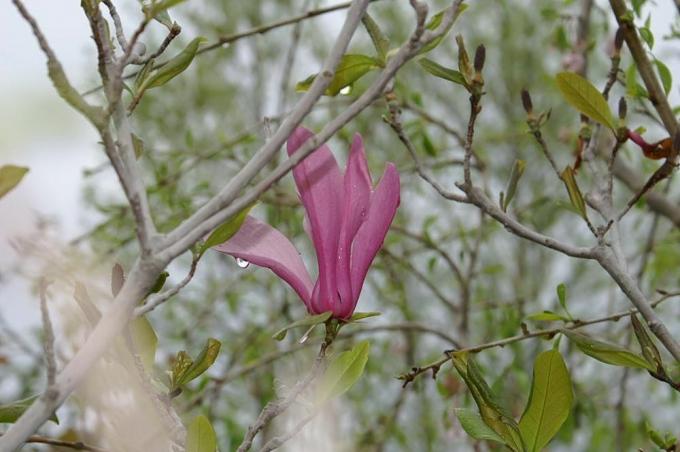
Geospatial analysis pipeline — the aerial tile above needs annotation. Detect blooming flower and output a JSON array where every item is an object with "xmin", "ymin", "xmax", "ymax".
[{"xmin": 214, "ymin": 127, "xmax": 400, "ymax": 319}]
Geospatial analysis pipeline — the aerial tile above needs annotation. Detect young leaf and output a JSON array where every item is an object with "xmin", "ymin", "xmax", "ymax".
[
  {"xmin": 625, "ymin": 64, "xmax": 648, "ymax": 98},
  {"xmin": 144, "ymin": 0, "xmax": 188, "ymax": 20},
  {"xmin": 171, "ymin": 350, "xmax": 194, "ymax": 388},
  {"xmin": 454, "ymin": 408, "xmax": 506, "ymax": 444},
  {"xmin": 418, "ymin": 58, "xmax": 467, "ymax": 86},
  {"xmin": 0, "ymin": 395, "xmax": 58, "ymax": 424},
  {"xmin": 502, "ymin": 159, "xmax": 526, "ymax": 212},
  {"xmin": 555, "ymin": 72, "xmax": 615, "ymax": 131},
  {"xmin": 186, "ymin": 414, "xmax": 217, "ymax": 452},
  {"xmin": 639, "ymin": 26, "xmax": 654, "ymax": 50},
  {"xmin": 556, "ymin": 283, "xmax": 567, "ymax": 310},
  {"xmin": 519, "ymin": 349, "xmax": 573, "ymax": 452},
  {"xmin": 317, "ymin": 341, "xmax": 370, "ymax": 403},
  {"xmin": 630, "ymin": 314, "xmax": 663, "ymax": 372},
  {"xmin": 451, "ymin": 354, "xmax": 525, "ymax": 452},
  {"xmin": 417, "ymin": 5, "xmax": 468, "ymax": 55},
  {"xmin": 362, "ymin": 13, "xmax": 390, "ymax": 62},
  {"xmin": 654, "ymin": 59, "xmax": 672, "ymax": 96},
  {"xmin": 200, "ymin": 203, "xmax": 255, "ymax": 255},
  {"xmin": 563, "ymin": 330, "xmax": 655, "ymax": 371},
  {"xmin": 347, "ymin": 311, "xmax": 381, "ymax": 322},
  {"xmin": 140, "ymin": 37, "xmax": 205, "ymax": 92},
  {"xmin": 560, "ymin": 166, "xmax": 587, "ymax": 219},
  {"xmin": 295, "ymin": 54, "xmax": 383, "ymax": 96},
  {"xmin": 176, "ymin": 338, "xmax": 221, "ymax": 385},
  {"xmin": 0, "ymin": 165, "xmax": 29, "ymax": 199},
  {"xmin": 272, "ymin": 311, "xmax": 332, "ymax": 341}
]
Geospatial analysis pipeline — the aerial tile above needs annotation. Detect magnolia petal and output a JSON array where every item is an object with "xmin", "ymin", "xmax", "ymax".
[
  {"xmin": 347, "ymin": 163, "xmax": 400, "ymax": 314},
  {"xmin": 213, "ymin": 216, "xmax": 313, "ymax": 305},
  {"xmin": 336, "ymin": 133, "xmax": 372, "ymax": 312},
  {"xmin": 287, "ymin": 127, "xmax": 343, "ymax": 314}
]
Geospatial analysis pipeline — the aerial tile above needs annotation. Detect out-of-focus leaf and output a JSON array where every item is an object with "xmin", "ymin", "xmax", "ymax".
[
  {"xmin": 454, "ymin": 408, "xmax": 506, "ymax": 444},
  {"xmin": 131, "ymin": 133, "xmax": 145, "ymax": 159},
  {"xmin": 654, "ymin": 59, "xmax": 672, "ymax": 96},
  {"xmin": 556, "ymin": 283, "xmax": 567, "ymax": 310},
  {"xmin": 201, "ymin": 204, "xmax": 255, "ymax": 255},
  {"xmin": 555, "ymin": 72, "xmax": 615, "ymax": 131},
  {"xmin": 140, "ymin": 37, "xmax": 205, "ymax": 91},
  {"xmin": 134, "ymin": 58, "xmax": 156, "ymax": 92},
  {"xmin": 144, "ymin": 0, "xmax": 187, "ymax": 20},
  {"xmin": 560, "ymin": 166, "xmax": 587, "ymax": 219},
  {"xmin": 73, "ymin": 282, "xmax": 101, "ymax": 325},
  {"xmin": 563, "ymin": 330, "xmax": 655, "ymax": 371},
  {"xmin": 362, "ymin": 13, "xmax": 390, "ymax": 61},
  {"xmin": 502, "ymin": 159, "xmax": 526, "ymax": 211},
  {"xmin": 419, "ymin": 58, "xmax": 467, "ymax": 86},
  {"xmin": 639, "ymin": 26, "xmax": 654, "ymax": 49},
  {"xmin": 0, "ymin": 165, "xmax": 29, "ymax": 200},
  {"xmin": 0, "ymin": 395, "xmax": 58, "ymax": 424},
  {"xmin": 295, "ymin": 54, "xmax": 383, "ymax": 96},
  {"xmin": 111, "ymin": 263, "xmax": 125, "ymax": 297},
  {"xmin": 317, "ymin": 341, "xmax": 370, "ymax": 403},
  {"xmin": 526, "ymin": 311, "xmax": 568, "ymax": 322},
  {"xmin": 130, "ymin": 316, "xmax": 158, "ymax": 370},
  {"xmin": 451, "ymin": 353, "xmax": 525, "ymax": 451},
  {"xmin": 186, "ymin": 414, "xmax": 217, "ymax": 452},
  {"xmin": 519, "ymin": 349, "xmax": 573, "ymax": 452},
  {"xmin": 177, "ymin": 338, "xmax": 221, "ymax": 385}
]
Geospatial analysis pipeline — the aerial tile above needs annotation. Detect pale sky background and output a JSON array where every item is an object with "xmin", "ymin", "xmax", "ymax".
[{"xmin": 0, "ymin": 0, "xmax": 678, "ymax": 337}]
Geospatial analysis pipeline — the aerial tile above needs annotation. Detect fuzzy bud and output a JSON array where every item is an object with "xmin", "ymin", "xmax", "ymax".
[
  {"xmin": 618, "ymin": 97, "xmax": 627, "ymax": 120},
  {"xmin": 474, "ymin": 44, "xmax": 486, "ymax": 73},
  {"xmin": 521, "ymin": 89, "xmax": 533, "ymax": 114}
]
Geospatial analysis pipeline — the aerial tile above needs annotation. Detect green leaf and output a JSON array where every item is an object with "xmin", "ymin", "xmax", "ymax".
[
  {"xmin": 451, "ymin": 354, "xmax": 525, "ymax": 452},
  {"xmin": 654, "ymin": 59, "xmax": 672, "ymax": 96},
  {"xmin": 519, "ymin": 350, "xmax": 573, "ymax": 452},
  {"xmin": 417, "ymin": 5, "xmax": 468, "ymax": 55},
  {"xmin": 560, "ymin": 166, "xmax": 587, "ymax": 219},
  {"xmin": 317, "ymin": 341, "xmax": 370, "ymax": 403},
  {"xmin": 171, "ymin": 350, "xmax": 193, "ymax": 388},
  {"xmin": 362, "ymin": 13, "xmax": 390, "ymax": 62},
  {"xmin": 631, "ymin": 314, "xmax": 664, "ymax": 372},
  {"xmin": 176, "ymin": 338, "xmax": 221, "ymax": 385},
  {"xmin": 555, "ymin": 72, "xmax": 615, "ymax": 131},
  {"xmin": 131, "ymin": 133, "xmax": 145, "ymax": 159},
  {"xmin": 140, "ymin": 37, "xmax": 205, "ymax": 92},
  {"xmin": 418, "ymin": 58, "xmax": 467, "ymax": 86},
  {"xmin": 144, "ymin": 0, "xmax": 187, "ymax": 20},
  {"xmin": 556, "ymin": 283, "xmax": 567, "ymax": 310},
  {"xmin": 0, "ymin": 395, "xmax": 58, "ymax": 424},
  {"xmin": 526, "ymin": 311, "xmax": 568, "ymax": 322},
  {"xmin": 272, "ymin": 311, "xmax": 332, "ymax": 341},
  {"xmin": 186, "ymin": 414, "xmax": 217, "ymax": 452},
  {"xmin": 639, "ymin": 26, "xmax": 654, "ymax": 50},
  {"xmin": 130, "ymin": 316, "xmax": 158, "ymax": 370},
  {"xmin": 625, "ymin": 64, "xmax": 648, "ymax": 98},
  {"xmin": 348, "ymin": 311, "xmax": 381, "ymax": 322},
  {"xmin": 502, "ymin": 159, "xmax": 526, "ymax": 212},
  {"xmin": 295, "ymin": 54, "xmax": 383, "ymax": 96},
  {"xmin": 200, "ymin": 203, "xmax": 255, "ymax": 256},
  {"xmin": 454, "ymin": 408, "xmax": 506, "ymax": 444},
  {"xmin": 134, "ymin": 58, "xmax": 156, "ymax": 92},
  {"xmin": 147, "ymin": 271, "xmax": 169, "ymax": 295},
  {"xmin": 0, "ymin": 165, "xmax": 29, "ymax": 199},
  {"xmin": 563, "ymin": 330, "xmax": 655, "ymax": 371}
]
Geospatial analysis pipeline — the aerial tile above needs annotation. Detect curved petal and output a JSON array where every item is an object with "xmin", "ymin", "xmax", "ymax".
[
  {"xmin": 287, "ymin": 127, "xmax": 343, "ymax": 313},
  {"xmin": 345, "ymin": 163, "xmax": 400, "ymax": 316},
  {"xmin": 336, "ymin": 133, "xmax": 372, "ymax": 312},
  {"xmin": 213, "ymin": 216, "xmax": 314, "ymax": 306}
]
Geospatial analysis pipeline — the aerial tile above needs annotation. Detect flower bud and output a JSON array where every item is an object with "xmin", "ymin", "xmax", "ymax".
[
  {"xmin": 618, "ymin": 97, "xmax": 627, "ymax": 120},
  {"xmin": 474, "ymin": 44, "xmax": 486, "ymax": 73},
  {"xmin": 521, "ymin": 89, "xmax": 533, "ymax": 114}
]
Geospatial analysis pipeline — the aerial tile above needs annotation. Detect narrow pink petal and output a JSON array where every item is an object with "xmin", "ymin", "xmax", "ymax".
[
  {"xmin": 346, "ymin": 163, "xmax": 400, "ymax": 314},
  {"xmin": 287, "ymin": 127, "xmax": 343, "ymax": 314},
  {"xmin": 213, "ymin": 216, "xmax": 314, "ymax": 306},
  {"xmin": 336, "ymin": 133, "xmax": 372, "ymax": 312}
]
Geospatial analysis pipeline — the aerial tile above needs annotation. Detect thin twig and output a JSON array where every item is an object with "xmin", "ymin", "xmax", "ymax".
[
  {"xmin": 38, "ymin": 279, "xmax": 56, "ymax": 389},
  {"xmin": 400, "ymin": 291, "xmax": 679, "ymax": 386},
  {"xmin": 0, "ymin": 434, "xmax": 108, "ymax": 452}
]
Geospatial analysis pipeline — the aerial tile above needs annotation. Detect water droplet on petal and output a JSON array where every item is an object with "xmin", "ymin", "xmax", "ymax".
[
  {"xmin": 235, "ymin": 257, "xmax": 250, "ymax": 268},
  {"xmin": 339, "ymin": 85, "xmax": 351, "ymax": 95}
]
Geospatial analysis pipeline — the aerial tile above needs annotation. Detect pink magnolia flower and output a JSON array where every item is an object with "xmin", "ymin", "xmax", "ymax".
[{"xmin": 214, "ymin": 127, "xmax": 400, "ymax": 319}]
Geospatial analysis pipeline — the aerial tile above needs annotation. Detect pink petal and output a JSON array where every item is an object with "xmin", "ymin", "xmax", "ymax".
[
  {"xmin": 346, "ymin": 163, "xmax": 400, "ymax": 315},
  {"xmin": 213, "ymin": 216, "xmax": 314, "ymax": 306},
  {"xmin": 336, "ymin": 133, "xmax": 372, "ymax": 312},
  {"xmin": 287, "ymin": 127, "xmax": 343, "ymax": 314}
]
